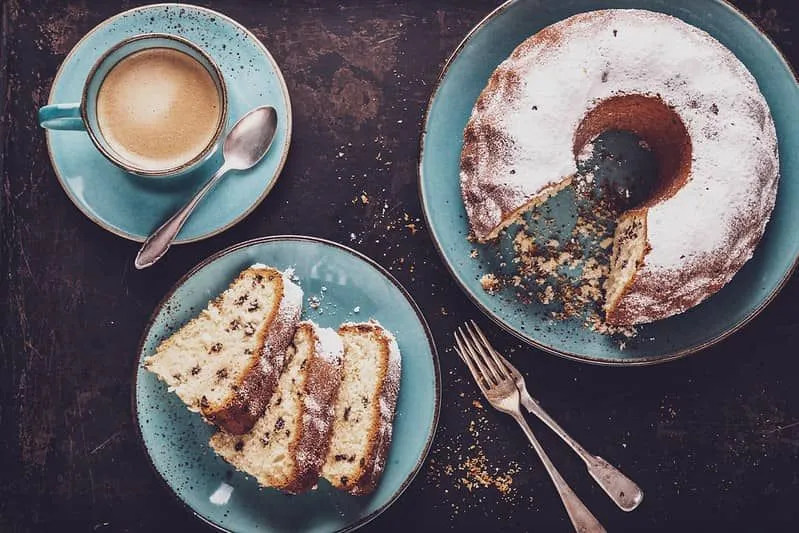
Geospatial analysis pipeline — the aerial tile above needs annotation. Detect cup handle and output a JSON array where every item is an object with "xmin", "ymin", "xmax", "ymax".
[{"xmin": 38, "ymin": 103, "xmax": 85, "ymax": 130}]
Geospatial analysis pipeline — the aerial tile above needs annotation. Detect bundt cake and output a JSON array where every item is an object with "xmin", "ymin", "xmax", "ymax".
[
  {"xmin": 210, "ymin": 321, "xmax": 344, "ymax": 494},
  {"xmin": 322, "ymin": 321, "xmax": 401, "ymax": 495},
  {"xmin": 460, "ymin": 9, "xmax": 779, "ymax": 325},
  {"xmin": 144, "ymin": 265, "xmax": 303, "ymax": 434}
]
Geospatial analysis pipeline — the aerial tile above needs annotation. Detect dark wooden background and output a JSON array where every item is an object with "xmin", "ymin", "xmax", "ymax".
[{"xmin": 1, "ymin": 0, "xmax": 797, "ymax": 531}]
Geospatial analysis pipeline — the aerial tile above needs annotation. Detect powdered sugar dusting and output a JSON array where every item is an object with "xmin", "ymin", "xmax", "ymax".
[{"xmin": 313, "ymin": 324, "xmax": 345, "ymax": 365}]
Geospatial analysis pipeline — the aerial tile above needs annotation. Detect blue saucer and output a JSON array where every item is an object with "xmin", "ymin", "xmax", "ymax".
[
  {"xmin": 419, "ymin": 0, "xmax": 799, "ymax": 365},
  {"xmin": 45, "ymin": 4, "xmax": 291, "ymax": 243},
  {"xmin": 134, "ymin": 236, "xmax": 441, "ymax": 532}
]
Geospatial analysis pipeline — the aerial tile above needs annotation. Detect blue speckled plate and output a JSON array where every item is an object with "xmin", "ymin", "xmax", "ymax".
[
  {"xmin": 45, "ymin": 4, "xmax": 291, "ymax": 243},
  {"xmin": 134, "ymin": 236, "xmax": 440, "ymax": 532},
  {"xmin": 419, "ymin": 0, "xmax": 799, "ymax": 365}
]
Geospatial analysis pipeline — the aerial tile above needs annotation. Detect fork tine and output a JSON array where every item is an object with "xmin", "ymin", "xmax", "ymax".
[
  {"xmin": 453, "ymin": 341, "xmax": 488, "ymax": 395},
  {"xmin": 457, "ymin": 326, "xmax": 497, "ymax": 387},
  {"xmin": 469, "ymin": 320, "xmax": 512, "ymax": 378},
  {"xmin": 465, "ymin": 321, "xmax": 507, "ymax": 381},
  {"xmin": 460, "ymin": 327, "xmax": 501, "ymax": 385}
]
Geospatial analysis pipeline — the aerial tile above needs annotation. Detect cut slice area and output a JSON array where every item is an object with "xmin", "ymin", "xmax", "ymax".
[
  {"xmin": 143, "ymin": 265, "xmax": 303, "ymax": 434},
  {"xmin": 322, "ymin": 321, "xmax": 401, "ymax": 495},
  {"xmin": 603, "ymin": 211, "xmax": 649, "ymax": 324},
  {"xmin": 210, "ymin": 322, "xmax": 344, "ymax": 494}
]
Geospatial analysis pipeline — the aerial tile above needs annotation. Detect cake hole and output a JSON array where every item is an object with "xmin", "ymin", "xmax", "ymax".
[{"xmin": 574, "ymin": 94, "xmax": 692, "ymax": 211}]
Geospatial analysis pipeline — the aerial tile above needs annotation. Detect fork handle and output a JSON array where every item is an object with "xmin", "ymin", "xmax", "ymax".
[
  {"xmin": 510, "ymin": 412, "xmax": 606, "ymax": 533},
  {"xmin": 522, "ymin": 395, "xmax": 644, "ymax": 512}
]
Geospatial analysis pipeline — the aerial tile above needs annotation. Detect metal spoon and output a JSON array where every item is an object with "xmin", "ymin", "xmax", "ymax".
[{"xmin": 134, "ymin": 105, "xmax": 278, "ymax": 269}]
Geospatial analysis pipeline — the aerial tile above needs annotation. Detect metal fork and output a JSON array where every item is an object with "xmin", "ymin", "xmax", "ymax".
[
  {"xmin": 469, "ymin": 321, "xmax": 644, "ymax": 512},
  {"xmin": 455, "ymin": 323, "xmax": 606, "ymax": 533}
]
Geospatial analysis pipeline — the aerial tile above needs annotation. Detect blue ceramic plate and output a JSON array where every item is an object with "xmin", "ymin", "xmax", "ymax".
[
  {"xmin": 46, "ymin": 4, "xmax": 291, "ymax": 243},
  {"xmin": 134, "ymin": 236, "xmax": 440, "ymax": 532},
  {"xmin": 419, "ymin": 0, "xmax": 799, "ymax": 365}
]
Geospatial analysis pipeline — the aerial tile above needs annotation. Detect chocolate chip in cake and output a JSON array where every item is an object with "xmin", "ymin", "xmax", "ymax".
[
  {"xmin": 300, "ymin": 358, "xmax": 307, "ymax": 370},
  {"xmin": 343, "ymin": 406, "xmax": 351, "ymax": 421},
  {"xmin": 209, "ymin": 342, "xmax": 223, "ymax": 353},
  {"xmin": 228, "ymin": 319, "xmax": 241, "ymax": 331},
  {"xmin": 359, "ymin": 457, "xmax": 365, "ymax": 467},
  {"xmin": 234, "ymin": 440, "xmax": 245, "ymax": 451},
  {"xmin": 216, "ymin": 368, "xmax": 229, "ymax": 380},
  {"xmin": 244, "ymin": 322, "xmax": 256, "ymax": 336},
  {"xmin": 235, "ymin": 294, "xmax": 248, "ymax": 305},
  {"xmin": 200, "ymin": 396, "xmax": 209, "ymax": 409},
  {"xmin": 243, "ymin": 348, "xmax": 252, "ymax": 355},
  {"xmin": 275, "ymin": 417, "xmax": 285, "ymax": 430},
  {"xmin": 285, "ymin": 430, "xmax": 291, "ymax": 437},
  {"xmin": 171, "ymin": 373, "xmax": 182, "ymax": 381},
  {"xmin": 190, "ymin": 365, "xmax": 201, "ymax": 376},
  {"xmin": 340, "ymin": 476, "xmax": 349, "ymax": 486},
  {"xmin": 361, "ymin": 396, "xmax": 369, "ymax": 407},
  {"xmin": 246, "ymin": 300, "xmax": 260, "ymax": 312},
  {"xmin": 710, "ymin": 103, "xmax": 719, "ymax": 115},
  {"xmin": 347, "ymin": 455, "xmax": 356, "ymax": 463}
]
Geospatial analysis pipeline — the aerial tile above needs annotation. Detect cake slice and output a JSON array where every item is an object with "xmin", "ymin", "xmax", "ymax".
[
  {"xmin": 210, "ymin": 321, "xmax": 344, "ymax": 494},
  {"xmin": 144, "ymin": 265, "xmax": 302, "ymax": 434},
  {"xmin": 322, "ymin": 321, "xmax": 401, "ymax": 495}
]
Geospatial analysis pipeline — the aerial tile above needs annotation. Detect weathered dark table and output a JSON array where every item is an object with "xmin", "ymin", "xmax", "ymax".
[{"xmin": 2, "ymin": 0, "xmax": 797, "ymax": 531}]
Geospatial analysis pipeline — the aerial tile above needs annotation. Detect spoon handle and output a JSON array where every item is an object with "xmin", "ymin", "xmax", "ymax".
[{"xmin": 134, "ymin": 163, "xmax": 231, "ymax": 269}]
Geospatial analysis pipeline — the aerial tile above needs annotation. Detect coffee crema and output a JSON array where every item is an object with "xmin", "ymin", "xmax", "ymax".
[{"xmin": 96, "ymin": 48, "xmax": 222, "ymax": 172}]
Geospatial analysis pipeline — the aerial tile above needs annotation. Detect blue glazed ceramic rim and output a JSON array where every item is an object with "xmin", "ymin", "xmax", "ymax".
[
  {"xmin": 418, "ymin": 0, "xmax": 799, "ymax": 367},
  {"xmin": 44, "ymin": 3, "xmax": 293, "ymax": 244},
  {"xmin": 131, "ymin": 235, "xmax": 442, "ymax": 533}
]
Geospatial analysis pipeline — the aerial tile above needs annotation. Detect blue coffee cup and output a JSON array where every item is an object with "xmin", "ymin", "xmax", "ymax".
[{"xmin": 39, "ymin": 33, "xmax": 228, "ymax": 178}]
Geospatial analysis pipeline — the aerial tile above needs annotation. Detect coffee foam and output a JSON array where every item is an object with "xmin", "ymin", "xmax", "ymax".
[{"xmin": 96, "ymin": 48, "xmax": 222, "ymax": 171}]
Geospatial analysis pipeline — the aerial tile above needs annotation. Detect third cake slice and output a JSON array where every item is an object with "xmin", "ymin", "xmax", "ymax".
[{"xmin": 322, "ymin": 321, "xmax": 401, "ymax": 495}]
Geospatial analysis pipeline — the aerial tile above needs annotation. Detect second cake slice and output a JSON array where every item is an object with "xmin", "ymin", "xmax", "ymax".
[{"xmin": 210, "ymin": 321, "xmax": 344, "ymax": 494}]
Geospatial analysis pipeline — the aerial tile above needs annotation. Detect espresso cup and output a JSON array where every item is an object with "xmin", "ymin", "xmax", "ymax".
[{"xmin": 38, "ymin": 34, "xmax": 228, "ymax": 178}]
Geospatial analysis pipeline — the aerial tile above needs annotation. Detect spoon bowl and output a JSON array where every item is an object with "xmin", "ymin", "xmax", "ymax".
[{"xmin": 224, "ymin": 106, "xmax": 278, "ymax": 170}]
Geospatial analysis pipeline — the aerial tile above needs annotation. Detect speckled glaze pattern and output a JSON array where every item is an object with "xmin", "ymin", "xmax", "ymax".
[
  {"xmin": 134, "ymin": 236, "xmax": 440, "ymax": 533},
  {"xmin": 45, "ymin": 3, "xmax": 292, "ymax": 243},
  {"xmin": 419, "ymin": 0, "xmax": 799, "ymax": 365}
]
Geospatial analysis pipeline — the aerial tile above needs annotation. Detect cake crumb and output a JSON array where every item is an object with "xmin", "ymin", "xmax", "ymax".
[
  {"xmin": 472, "ymin": 400, "xmax": 483, "ymax": 409},
  {"xmin": 480, "ymin": 274, "xmax": 501, "ymax": 295}
]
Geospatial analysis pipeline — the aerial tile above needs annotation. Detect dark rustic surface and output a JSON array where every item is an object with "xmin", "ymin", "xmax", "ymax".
[{"xmin": 1, "ymin": 0, "xmax": 798, "ymax": 531}]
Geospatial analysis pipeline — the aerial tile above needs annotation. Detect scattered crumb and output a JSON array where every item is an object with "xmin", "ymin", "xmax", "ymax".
[
  {"xmin": 480, "ymin": 273, "xmax": 501, "ymax": 295},
  {"xmin": 472, "ymin": 400, "xmax": 483, "ymax": 409}
]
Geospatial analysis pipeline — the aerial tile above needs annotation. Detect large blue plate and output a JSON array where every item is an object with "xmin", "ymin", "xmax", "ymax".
[
  {"xmin": 46, "ymin": 3, "xmax": 291, "ymax": 243},
  {"xmin": 134, "ymin": 236, "xmax": 440, "ymax": 532},
  {"xmin": 419, "ymin": 0, "xmax": 799, "ymax": 365}
]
